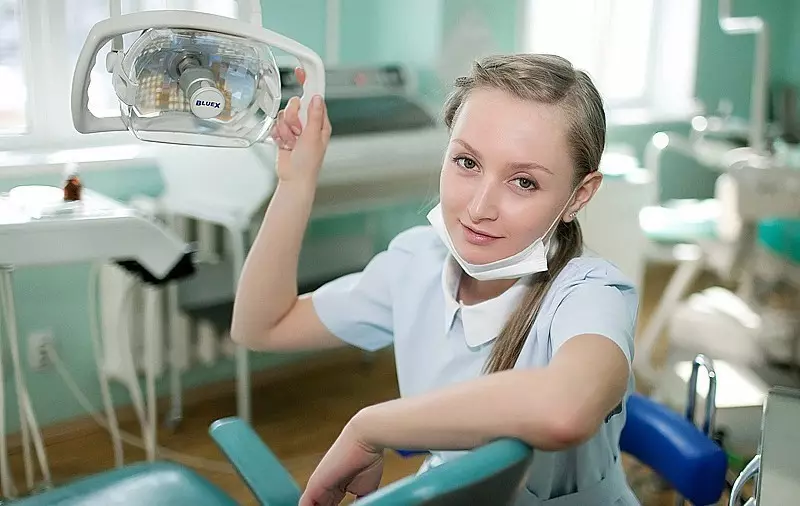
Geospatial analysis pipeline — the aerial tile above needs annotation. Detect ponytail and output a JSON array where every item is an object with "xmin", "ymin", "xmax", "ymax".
[{"xmin": 482, "ymin": 219, "xmax": 583, "ymax": 374}]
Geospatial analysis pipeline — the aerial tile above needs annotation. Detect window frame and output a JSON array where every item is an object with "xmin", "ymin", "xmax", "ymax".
[
  {"xmin": 0, "ymin": 0, "xmax": 238, "ymax": 153},
  {"xmin": 517, "ymin": 0, "xmax": 701, "ymax": 122}
]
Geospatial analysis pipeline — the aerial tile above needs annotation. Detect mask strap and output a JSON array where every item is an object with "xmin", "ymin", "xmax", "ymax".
[{"xmin": 543, "ymin": 186, "xmax": 580, "ymax": 243}]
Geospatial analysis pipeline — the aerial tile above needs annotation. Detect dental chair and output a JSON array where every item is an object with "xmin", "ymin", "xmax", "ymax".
[
  {"xmin": 9, "ymin": 390, "xmax": 728, "ymax": 506},
  {"xmin": 621, "ymin": 392, "xmax": 728, "ymax": 505}
]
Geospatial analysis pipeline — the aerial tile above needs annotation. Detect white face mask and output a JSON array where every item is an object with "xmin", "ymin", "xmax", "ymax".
[{"xmin": 426, "ymin": 190, "xmax": 578, "ymax": 281}]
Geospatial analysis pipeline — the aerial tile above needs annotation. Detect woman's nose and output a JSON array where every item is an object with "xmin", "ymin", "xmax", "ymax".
[{"xmin": 467, "ymin": 181, "xmax": 500, "ymax": 222}]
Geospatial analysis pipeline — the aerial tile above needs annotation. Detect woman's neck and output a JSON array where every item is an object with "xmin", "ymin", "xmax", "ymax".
[{"xmin": 457, "ymin": 274, "xmax": 519, "ymax": 305}]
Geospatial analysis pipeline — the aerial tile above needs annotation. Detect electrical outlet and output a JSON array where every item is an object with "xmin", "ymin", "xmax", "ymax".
[{"xmin": 28, "ymin": 330, "xmax": 55, "ymax": 371}]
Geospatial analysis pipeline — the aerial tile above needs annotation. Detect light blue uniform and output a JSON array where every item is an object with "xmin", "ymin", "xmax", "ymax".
[{"xmin": 312, "ymin": 226, "xmax": 641, "ymax": 505}]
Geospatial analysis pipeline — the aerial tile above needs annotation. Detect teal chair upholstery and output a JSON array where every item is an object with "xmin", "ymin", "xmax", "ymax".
[
  {"xmin": 208, "ymin": 416, "xmax": 533, "ymax": 506},
  {"xmin": 208, "ymin": 417, "xmax": 302, "ymax": 505},
  {"xmin": 10, "ymin": 461, "xmax": 237, "ymax": 506},
  {"xmin": 355, "ymin": 439, "xmax": 531, "ymax": 505},
  {"xmin": 639, "ymin": 199, "xmax": 719, "ymax": 247}
]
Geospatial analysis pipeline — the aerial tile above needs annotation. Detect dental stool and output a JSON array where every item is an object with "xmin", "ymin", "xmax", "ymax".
[
  {"xmin": 621, "ymin": 392, "xmax": 728, "ymax": 505},
  {"xmin": 9, "ymin": 418, "xmax": 533, "ymax": 506}
]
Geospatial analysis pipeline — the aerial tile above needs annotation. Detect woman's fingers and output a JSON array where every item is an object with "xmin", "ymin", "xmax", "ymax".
[
  {"xmin": 284, "ymin": 96, "xmax": 303, "ymax": 136},
  {"xmin": 322, "ymin": 101, "xmax": 332, "ymax": 140},
  {"xmin": 269, "ymin": 110, "xmax": 284, "ymax": 142},
  {"xmin": 296, "ymin": 96, "xmax": 326, "ymax": 148},
  {"xmin": 276, "ymin": 112, "xmax": 297, "ymax": 149},
  {"xmin": 294, "ymin": 66, "xmax": 306, "ymax": 86}
]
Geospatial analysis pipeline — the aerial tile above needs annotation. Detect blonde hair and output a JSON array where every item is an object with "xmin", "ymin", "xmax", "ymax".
[{"xmin": 442, "ymin": 53, "xmax": 606, "ymax": 374}]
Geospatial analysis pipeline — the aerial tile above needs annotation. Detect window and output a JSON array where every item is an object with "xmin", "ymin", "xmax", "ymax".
[
  {"xmin": 0, "ymin": 0, "xmax": 25, "ymax": 133},
  {"xmin": 524, "ymin": 0, "xmax": 700, "ymax": 120},
  {"xmin": 65, "ymin": 0, "xmax": 238, "ymax": 118},
  {"xmin": 0, "ymin": 0, "xmax": 237, "ymax": 150}
]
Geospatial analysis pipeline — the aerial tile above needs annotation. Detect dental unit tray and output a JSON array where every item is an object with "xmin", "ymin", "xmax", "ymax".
[
  {"xmin": 71, "ymin": 3, "xmax": 325, "ymax": 148},
  {"xmin": 0, "ymin": 185, "xmax": 193, "ymax": 284}
]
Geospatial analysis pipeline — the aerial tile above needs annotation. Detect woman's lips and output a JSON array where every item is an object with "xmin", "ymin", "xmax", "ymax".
[{"xmin": 460, "ymin": 222, "xmax": 501, "ymax": 245}]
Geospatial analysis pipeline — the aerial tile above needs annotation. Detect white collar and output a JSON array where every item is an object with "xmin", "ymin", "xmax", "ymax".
[{"xmin": 441, "ymin": 255, "xmax": 530, "ymax": 348}]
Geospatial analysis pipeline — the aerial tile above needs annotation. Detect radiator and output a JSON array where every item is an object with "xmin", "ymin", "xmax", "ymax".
[
  {"xmin": 98, "ymin": 205, "xmax": 378, "ymax": 385},
  {"xmin": 97, "ymin": 214, "xmax": 236, "ymax": 391}
]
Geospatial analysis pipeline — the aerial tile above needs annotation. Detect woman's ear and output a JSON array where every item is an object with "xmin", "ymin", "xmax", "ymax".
[{"xmin": 563, "ymin": 171, "xmax": 602, "ymax": 222}]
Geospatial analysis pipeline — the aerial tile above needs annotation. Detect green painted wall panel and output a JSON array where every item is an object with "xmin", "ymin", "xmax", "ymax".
[{"xmin": 2, "ymin": 0, "xmax": 799, "ymax": 436}]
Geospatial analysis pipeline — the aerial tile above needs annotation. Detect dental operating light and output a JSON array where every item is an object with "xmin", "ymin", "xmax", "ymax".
[{"xmin": 71, "ymin": 1, "xmax": 325, "ymax": 148}]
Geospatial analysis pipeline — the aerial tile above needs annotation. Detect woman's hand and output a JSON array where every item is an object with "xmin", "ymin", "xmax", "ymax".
[
  {"xmin": 299, "ymin": 418, "xmax": 385, "ymax": 506},
  {"xmin": 270, "ymin": 67, "xmax": 332, "ymax": 186}
]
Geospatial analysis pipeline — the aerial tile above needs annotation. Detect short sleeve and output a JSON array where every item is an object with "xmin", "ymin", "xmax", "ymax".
[
  {"xmin": 311, "ymin": 231, "xmax": 416, "ymax": 352},
  {"xmin": 548, "ymin": 283, "xmax": 636, "ymax": 365}
]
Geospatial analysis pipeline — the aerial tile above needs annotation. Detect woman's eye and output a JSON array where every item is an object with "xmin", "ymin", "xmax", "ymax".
[
  {"xmin": 455, "ymin": 156, "xmax": 477, "ymax": 170},
  {"xmin": 515, "ymin": 177, "xmax": 537, "ymax": 190}
]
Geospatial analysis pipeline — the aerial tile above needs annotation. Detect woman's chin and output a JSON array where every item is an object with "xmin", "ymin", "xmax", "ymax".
[{"xmin": 453, "ymin": 242, "xmax": 505, "ymax": 266}]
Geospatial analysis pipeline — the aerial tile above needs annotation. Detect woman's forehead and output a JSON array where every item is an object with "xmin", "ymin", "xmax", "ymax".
[{"xmin": 450, "ymin": 88, "xmax": 573, "ymax": 177}]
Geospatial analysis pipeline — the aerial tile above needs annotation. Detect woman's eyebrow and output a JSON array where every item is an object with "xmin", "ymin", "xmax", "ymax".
[
  {"xmin": 452, "ymin": 138, "xmax": 484, "ymax": 158},
  {"xmin": 507, "ymin": 161, "xmax": 553, "ymax": 175},
  {"xmin": 453, "ymin": 138, "xmax": 553, "ymax": 175}
]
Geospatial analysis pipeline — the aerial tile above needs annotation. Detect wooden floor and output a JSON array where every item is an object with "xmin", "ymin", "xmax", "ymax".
[{"xmin": 6, "ymin": 264, "xmax": 736, "ymax": 505}]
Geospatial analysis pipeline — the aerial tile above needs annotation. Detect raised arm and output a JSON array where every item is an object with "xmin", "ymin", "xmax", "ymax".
[{"xmin": 230, "ymin": 70, "xmax": 339, "ymax": 352}]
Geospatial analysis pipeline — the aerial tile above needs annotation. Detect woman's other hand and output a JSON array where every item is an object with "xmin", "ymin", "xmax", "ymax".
[{"xmin": 299, "ymin": 418, "xmax": 384, "ymax": 506}]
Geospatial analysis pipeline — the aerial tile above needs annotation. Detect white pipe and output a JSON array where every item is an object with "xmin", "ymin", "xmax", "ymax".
[
  {"xmin": 325, "ymin": 0, "xmax": 340, "ymax": 65},
  {"xmin": 644, "ymin": 131, "xmax": 698, "ymax": 204},
  {"xmin": 109, "ymin": 0, "xmax": 123, "ymax": 51},
  {"xmin": 0, "ymin": 273, "xmax": 15, "ymax": 499},
  {"xmin": 718, "ymin": 0, "xmax": 769, "ymax": 154},
  {"xmin": 144, "ymin": 283, "xmax": 160, "ymax": 462},
  {"xmin": 229, "ymin": 227, "xmax": 250, "ymax": 423},
  {"xmin": 88, "ymin": 264, "xmax": 124, "ymax": 468},
  {"xmin": 236, "ymin": 0, "xmax": 262, "ymax": 26},
  {"xmin": 166, "ymin": 215, "xmax": 188, "ymax": 430},
  {"xmin": 0, "ymin": 270, "xmax": 51, "ymax": 489},
  {"xmin": 252, "ymin": 0, "xmax": 262, "ymax": 26}
]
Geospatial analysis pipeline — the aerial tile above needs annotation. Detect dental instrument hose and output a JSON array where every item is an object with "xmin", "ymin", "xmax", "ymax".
[
  {"xmin": 48, "ymin": 349, "xmax": 328, "ymax": 475},
  {"xmin": 46, "ymin": 347, "xmax": 235, "ymax": 474},
  {"xmin": 81, "ymin": 263, "xmax": 233, "ymax": 473},
  {"xmin": 0, "ymin": 269, "xmax": 51, "ymax": 490},
  {"xmin": 41, "ymin": 264, "xmax": 325, "ymax": 476}
]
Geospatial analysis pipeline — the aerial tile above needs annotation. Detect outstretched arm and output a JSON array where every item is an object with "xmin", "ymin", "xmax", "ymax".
[
  {"xmin": 353, "ymin": 333, "xmax": 629, "ymax": 452},
  {"xmin": 298, "ymin": 333, "xmax": 630, "ymax": 505}
]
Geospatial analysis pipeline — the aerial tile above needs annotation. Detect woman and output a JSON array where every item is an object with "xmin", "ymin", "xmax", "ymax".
[{"xmin": 231, "ymin": 54, "xmax": 640, "ymax": 505}]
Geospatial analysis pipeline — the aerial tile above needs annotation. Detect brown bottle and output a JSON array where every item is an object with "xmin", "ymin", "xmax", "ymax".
[{"xmin": 63, "ymin": 166, "xmax": 82, "ymax": 202}]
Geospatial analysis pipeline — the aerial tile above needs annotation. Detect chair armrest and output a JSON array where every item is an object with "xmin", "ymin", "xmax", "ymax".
[
  {"xmin": 620, "ymin": 393, "xmax": 728, "ymax": 506},
  {"xmin": 209, "ymin": 417, "xmax": 301, "ymax": 506}
]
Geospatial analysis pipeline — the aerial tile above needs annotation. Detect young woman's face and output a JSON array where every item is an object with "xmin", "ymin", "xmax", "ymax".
[{"xmin": 440, "ymin": 87, "xmax": 589, "ymax": 266}]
